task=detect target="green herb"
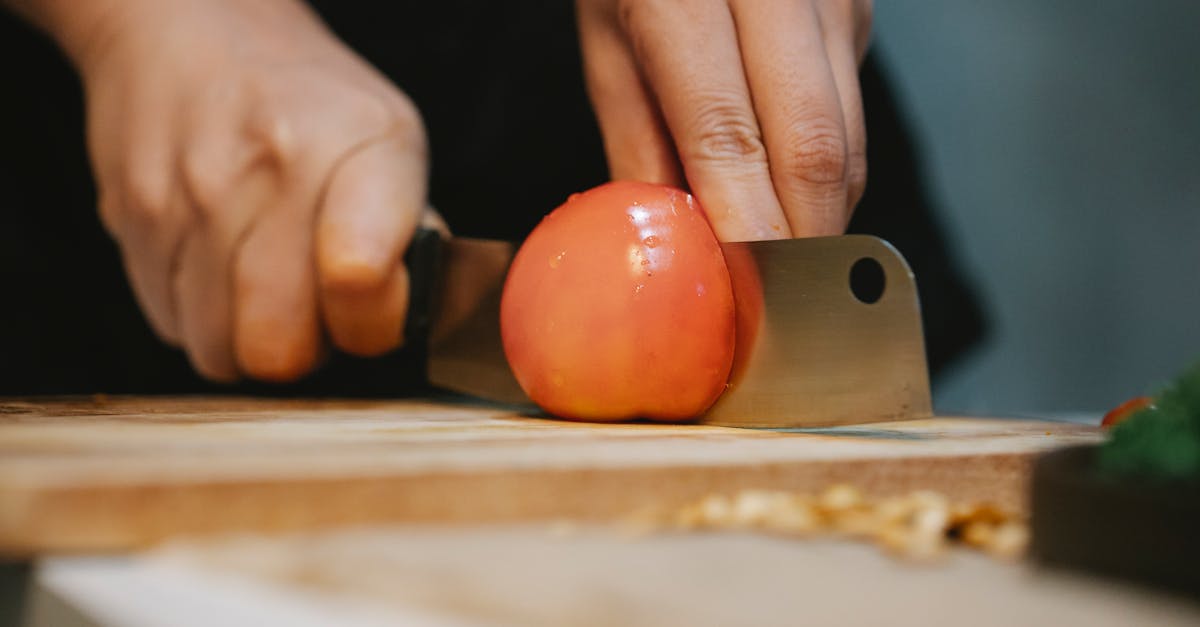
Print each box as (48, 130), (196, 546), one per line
(1098, 361), (1200, 480)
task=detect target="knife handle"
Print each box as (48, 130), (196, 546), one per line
(402, 226), (445, 355)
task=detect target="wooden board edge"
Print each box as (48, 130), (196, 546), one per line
(1, 451), (1034, 557)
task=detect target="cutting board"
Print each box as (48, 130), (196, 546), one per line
(0, 396), (1101, 556)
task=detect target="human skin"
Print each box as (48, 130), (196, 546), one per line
(2, 0), (871, 383)
(5, 0), (434, 382)
(576, 0), (873, 241)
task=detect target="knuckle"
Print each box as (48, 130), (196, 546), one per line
(782, 128), (849, 186)
(180, 151), (232, 219)
(252, 89), (425, 168)
(382, 96), (427, 152)
(254, 109), (303, 166)
(121, 169), (171, 224)
(384, 92), (421, 129)
(615, 0), (642, 32)
(397, 110), (427, 150)
(685, 98), (768, 166)
(96, 190), (123, 236)
(347, 93), (397, 135)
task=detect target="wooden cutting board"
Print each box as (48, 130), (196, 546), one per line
(0, 396), (1101, 556)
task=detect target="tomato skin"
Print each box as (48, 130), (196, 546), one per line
(1101, 395), (1154, 428)
(500, 181), (736, 422)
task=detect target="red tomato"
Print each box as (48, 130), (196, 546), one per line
(1101, 395), (1154, 428)
(720, 241), (765, 386)
(500, 181), (736, 421)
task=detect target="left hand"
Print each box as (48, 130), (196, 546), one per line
(576, 0), (873, 241)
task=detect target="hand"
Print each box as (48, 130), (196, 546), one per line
(68, 0), (429, 382)
(577, 0), (872, 241)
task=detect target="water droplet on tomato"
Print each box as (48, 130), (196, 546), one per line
(634, 284), (644, 295)
(696, 282), (707, 297)
(643, 235), (660, 248)
(548, 251), (565, 269)
(628, 206), (651, 225)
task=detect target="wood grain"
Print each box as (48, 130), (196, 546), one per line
(0, 396), (1101, 556)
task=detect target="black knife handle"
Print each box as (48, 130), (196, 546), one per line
(402, 226), (445, 355)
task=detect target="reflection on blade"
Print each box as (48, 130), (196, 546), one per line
(701, 235), (932, 427)
(426, 237), (530, 405)
(424, 233), (932, 426)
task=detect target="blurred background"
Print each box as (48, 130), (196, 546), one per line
(875, 1), (1200, 415)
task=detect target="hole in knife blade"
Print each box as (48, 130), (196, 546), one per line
(849, 257), (886, 304)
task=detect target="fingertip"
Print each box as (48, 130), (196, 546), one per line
(232, 233), (323, 383)
(235, 327), (322, 383)
(187, 353), (240, 384)
(318, 251), (392, 293)
(323, 265), (409, 358)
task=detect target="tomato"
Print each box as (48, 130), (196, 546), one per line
(500, 181), (736, 421)
(1101, 395), (1154, 428)
(719, 241), (764, 386)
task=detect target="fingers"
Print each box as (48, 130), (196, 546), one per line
(730, 0), (850, 237)
(176, 73), (425, 382)
(96, 139), (187, 346)
(231, 187), (324, 383)
(102, 187), (186, 347)
(816, 0), (869, 213)
(576, 0), (682, 186)
(620, 0), (791, 242)
(82, 0), (435, 385)
(316, 130), (427, 357)
(582, 0), (871, 239)
(172, 224), (238, 382)
(171, 163), (276, 382)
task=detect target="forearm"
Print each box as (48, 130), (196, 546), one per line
(2, 0), (125, 69)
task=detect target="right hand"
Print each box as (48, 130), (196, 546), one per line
(70, 0), (430, 382)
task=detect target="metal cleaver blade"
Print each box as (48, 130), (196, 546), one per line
(404, 229), (932, 427)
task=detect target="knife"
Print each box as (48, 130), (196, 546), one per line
(404, 228), (932, 428)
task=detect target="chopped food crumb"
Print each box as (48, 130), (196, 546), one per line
(617, 484), (1028, 562)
